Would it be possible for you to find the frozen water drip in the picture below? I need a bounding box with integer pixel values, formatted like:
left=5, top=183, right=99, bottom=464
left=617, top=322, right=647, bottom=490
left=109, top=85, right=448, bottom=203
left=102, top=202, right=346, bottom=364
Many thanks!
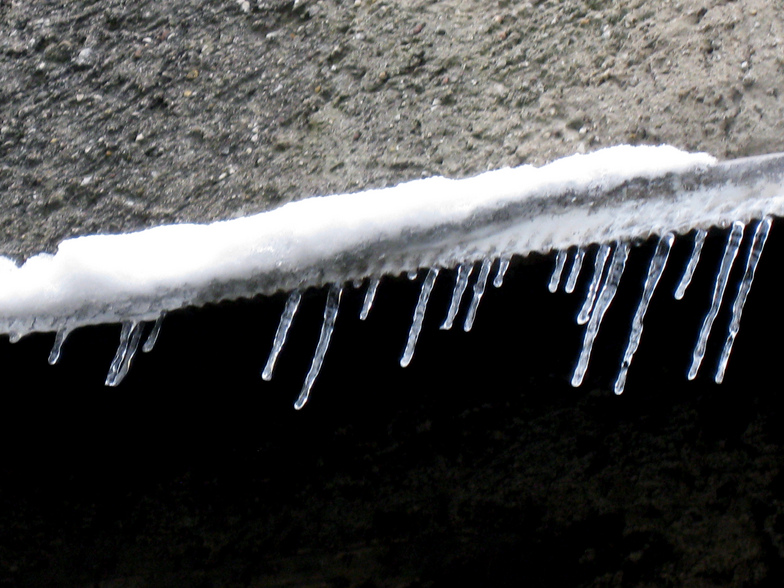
left=464, top=259, right=492, bottom=332
left=48, top=328, right=71, bottom=365
left=441, top=262, right=473, bottom=330
left=105, top=321, right=144, bottom=387
left=548, top=250, right=568, bottom=293
left=360, top=277, right=380, bottom=320
left=494, top=257, right=511, bottom=288
left=400, top=268, right=439, bottom=367
left=294, top=284, right=342, bottom=410
left=262, top=289, right=302, bottom=381
left=143, top=312, right=165, bottom=353
left=577, top=243, right=612, bottom=325
left=613, top=233, right=674, bottom=395
left=714, top=217, right=772, bottom=383
left=565, top=247, right=586, bottom=294
left=572, top=242, right=630, bottom=387
left=675, top=228, right=707, bottom=300
left=687, top=221, right=745, bottom=380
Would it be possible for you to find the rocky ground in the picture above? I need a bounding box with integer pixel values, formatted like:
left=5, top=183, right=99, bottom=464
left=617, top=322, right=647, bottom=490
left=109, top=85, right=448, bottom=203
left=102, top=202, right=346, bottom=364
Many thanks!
left=2, top=0, right=784, bottom=586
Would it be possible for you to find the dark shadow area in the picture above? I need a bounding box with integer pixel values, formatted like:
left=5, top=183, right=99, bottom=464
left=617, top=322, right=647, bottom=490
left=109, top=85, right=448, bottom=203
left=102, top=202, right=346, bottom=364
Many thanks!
left=1, top=223, right=784, bottom=587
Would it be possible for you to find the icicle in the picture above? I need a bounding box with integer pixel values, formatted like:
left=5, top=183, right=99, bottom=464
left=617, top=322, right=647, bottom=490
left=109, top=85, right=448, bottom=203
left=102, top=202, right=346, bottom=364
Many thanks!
left=400, top=268, right=439, bottom=367
left=464, top=258, right=492, bottom=332
left=8, top=332, right=21, bottom=344
left=407, top=269, right=419, bottom=280
left=441, top=262, right=473, bottom=330
left=613, top=233, right=674, bottom=395
left=494, top=256, right=511, bottom=288
left=142, top=312, right=165, bottom=353
left=105, top=321, right=144, bottom=387
left=262, top=289, right=302, bottom=381
left=294, top=284, right=342, bottom=410
left=48, top=328, right=71, bottom=365
left=565, top=247, right=586, bottom=294
left=687, top=221, right=745, bottom=380
left=571, top=242, right=630, bottom=387
left=359, top=277, right=380, bottom=321
left=577, top=243, right=612, bottom=325
left=715, top=217, right=772, bottom=384
left=548, top=250, right=568, bottom=293
left=675, top=228, right=707, bottom=300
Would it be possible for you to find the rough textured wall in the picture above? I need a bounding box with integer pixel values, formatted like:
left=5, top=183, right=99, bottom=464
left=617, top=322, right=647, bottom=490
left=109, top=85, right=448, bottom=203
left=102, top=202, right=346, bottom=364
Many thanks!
left=2, top=0, right=783, bottom=259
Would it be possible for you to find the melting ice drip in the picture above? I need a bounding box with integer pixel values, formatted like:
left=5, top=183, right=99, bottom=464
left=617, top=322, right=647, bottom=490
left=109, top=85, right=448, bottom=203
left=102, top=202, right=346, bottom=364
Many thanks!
left=40, top=217, right=773, bottom=405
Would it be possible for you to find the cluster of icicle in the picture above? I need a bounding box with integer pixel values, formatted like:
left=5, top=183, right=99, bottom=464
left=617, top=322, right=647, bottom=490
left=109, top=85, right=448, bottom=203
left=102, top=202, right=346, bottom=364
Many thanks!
left=272, top=216, right=770, bottom=407
left=66, top=215, right=769, bottom=408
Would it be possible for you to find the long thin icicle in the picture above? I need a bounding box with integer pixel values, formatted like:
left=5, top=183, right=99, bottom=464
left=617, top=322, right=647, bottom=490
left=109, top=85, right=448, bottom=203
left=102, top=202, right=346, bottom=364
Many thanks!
left=577, top=243, right=612, bottom=325
left=687, top=221, right=745, bottom=380
left=572, top=242, right=630, bottom=387
left=548, top=250, right=568, bottom=293
left=48, top=328, right=71, bottom=365
left=294, top=284, right=342, bottom=410
left=464, top=258, right=492, bottom=332
left=262, top=289, right=302, bottom=381
left=105, top=321, right=144, bottom=387
left=441, top=262, right=473, bottom=330
left=359, top=277, right=380, bottom=320
left=493, top=256, right=511, bottom=288
left=675, top=228, right=707, bottom=300
left=613, top=233, right=674, bottom=395
left=142, top=312, right=165, bottom=353
left=400, top=268, right=439, bottom=367
left=565, top=247, right=586, bottom=294
left=715, top=217, right=772, bottom=384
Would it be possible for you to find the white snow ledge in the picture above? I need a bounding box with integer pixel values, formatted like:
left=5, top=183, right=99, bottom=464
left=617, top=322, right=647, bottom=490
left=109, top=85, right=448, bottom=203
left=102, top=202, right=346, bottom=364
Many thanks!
left=2, top=144, right=784, bottom=340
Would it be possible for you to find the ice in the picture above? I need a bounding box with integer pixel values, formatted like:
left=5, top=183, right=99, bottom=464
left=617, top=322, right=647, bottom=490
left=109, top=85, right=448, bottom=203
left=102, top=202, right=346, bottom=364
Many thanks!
left=359, top=277, right=380, bottom=320
left=441, top=262, right=473, bottom=330
left=565, top=247, right=586, bottom=294
left=571, top=242, right=630, bottom=387
left=262, top=289, right=302, bottom=381
left=294, top=284, right=342, bottom=409
left=105, top=321, right=144, bottom=387
left=464, top=258, right=492, bottom=332
left=48, top=328, right=71, bottom=365
left=400, top=268, right=439, bottom=367
left=0, top=145, right=750, bottom=343
left=407, top=270, right=419, bottom=280
left=548, top=250, right=568, bottom=293
left=142, top=312, right=165, bottom=353
left=687, top=221, right=745, bottom=380
left=675, top=228, right=707, bottom=300
left=4, top=144, right=782, bottom=400
left=715, top=217, right=772, bottom=383
left=613, top=233, right=674, bottom=395
left=493, top=257, right=511, bottom=288
left=577, top=243, right=612, bottom=325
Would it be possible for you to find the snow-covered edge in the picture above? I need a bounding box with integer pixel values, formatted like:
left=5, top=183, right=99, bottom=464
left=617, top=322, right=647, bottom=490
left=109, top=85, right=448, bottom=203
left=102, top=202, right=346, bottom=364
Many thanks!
left=2, top=144, right=784, bottom=340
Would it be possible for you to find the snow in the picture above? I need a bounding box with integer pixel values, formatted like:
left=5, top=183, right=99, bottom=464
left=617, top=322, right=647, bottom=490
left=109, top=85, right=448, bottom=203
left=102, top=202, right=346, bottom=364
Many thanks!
left=0, top=143, right=766, bottom=341
left=2, top=144, right=783, bottom=399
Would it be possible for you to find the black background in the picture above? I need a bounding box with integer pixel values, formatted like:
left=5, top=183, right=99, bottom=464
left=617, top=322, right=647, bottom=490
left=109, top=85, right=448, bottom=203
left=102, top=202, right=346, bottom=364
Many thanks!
left=2, top=225, right=784, bottom=587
